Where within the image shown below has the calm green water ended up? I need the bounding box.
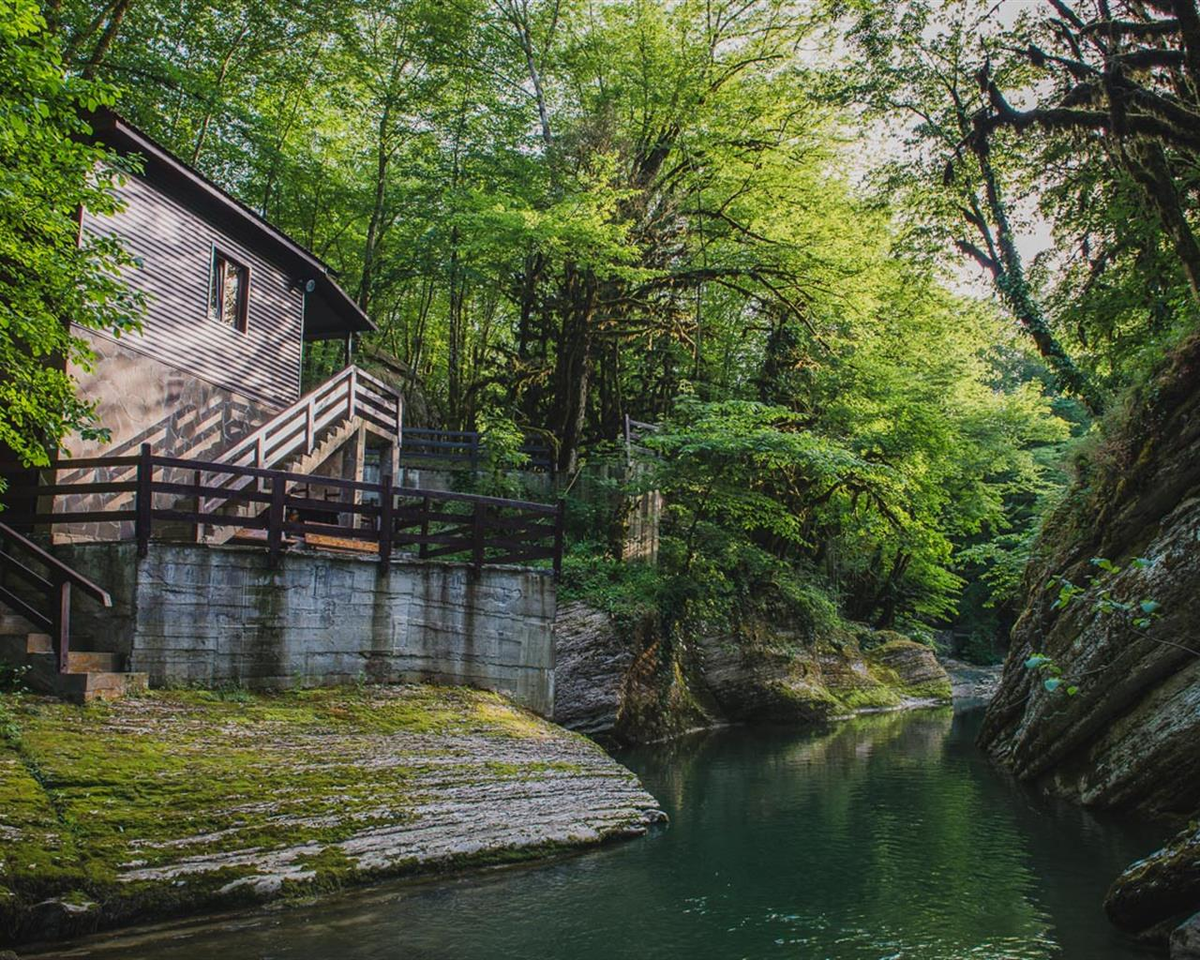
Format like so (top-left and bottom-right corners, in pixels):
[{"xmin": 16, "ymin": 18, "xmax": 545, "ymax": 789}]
[{"xmin": 51, "ymin": 707, "xmax": 1166, "ymax": 960}]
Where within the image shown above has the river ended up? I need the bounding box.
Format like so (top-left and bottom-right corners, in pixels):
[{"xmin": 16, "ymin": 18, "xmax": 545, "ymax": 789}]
[{"xmin": 46, "ymin": 706, "xmax": 1167, "ymax": 959}]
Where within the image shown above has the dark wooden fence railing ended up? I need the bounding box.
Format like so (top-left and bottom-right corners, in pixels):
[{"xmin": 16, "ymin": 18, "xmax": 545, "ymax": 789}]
[
  {"xmin": 398, "ymin": 428, "xmax": 555, "ymax": 473},
  {"xmin": 1, "ymin": 447, "xmax": 565, "ymax": 576},
  {"xmin": 0, "ymin": 521, "xmax": 113, "ymax": 673}
]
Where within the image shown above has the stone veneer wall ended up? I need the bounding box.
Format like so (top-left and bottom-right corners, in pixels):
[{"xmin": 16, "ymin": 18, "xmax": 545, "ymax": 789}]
[{"xmin": 57, "ymin": 543, "xmax": 556, "ymax": 715}]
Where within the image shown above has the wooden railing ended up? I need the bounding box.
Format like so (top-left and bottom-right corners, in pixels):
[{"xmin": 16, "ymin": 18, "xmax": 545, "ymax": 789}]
[
  {"xmin": 201, "ymin": 365, "xmax": 401, "ymax": 513},
  {"xmin": 399, "ymin": 427, "xmax": 555, "ymax": 473},
  {"xmin": 0, "ymin": 521, "xmax": 112, "ymax": 673},
  {"xmin": 1, "ymin": 448, "xmax": 564, "ymax": 576}
]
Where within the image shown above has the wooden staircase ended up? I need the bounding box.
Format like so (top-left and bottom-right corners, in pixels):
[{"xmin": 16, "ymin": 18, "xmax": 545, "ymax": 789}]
[
  {"xmin": 0, "ymin": 525, "xmax": 146, "ymax": 703},
  {"xmin": 196, "ymin": 365, "xmax": 402, "ymax": 545}
]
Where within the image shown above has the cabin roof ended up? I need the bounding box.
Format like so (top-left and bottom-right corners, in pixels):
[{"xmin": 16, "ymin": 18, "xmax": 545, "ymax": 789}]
[{"xmin": 87, "ymin": 109, "xmax": 374, "ymax": 342}]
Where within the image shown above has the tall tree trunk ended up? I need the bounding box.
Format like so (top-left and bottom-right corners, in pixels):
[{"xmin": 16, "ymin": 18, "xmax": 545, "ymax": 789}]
[
  {"xmin": 550, "ymin": 267, "xmax": 597, "ymax": 474},
  {"xmin": 971, "ymin": 134, "xmax": 1105, "ymax": 414}
]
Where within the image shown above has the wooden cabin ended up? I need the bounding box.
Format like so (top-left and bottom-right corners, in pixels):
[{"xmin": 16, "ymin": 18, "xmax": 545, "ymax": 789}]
[
  {"xmin": 70, "ymin": 110, "xmax": 386, "ymax": 465},
  {"xmin": 34, "ymin": 110, "xmax": 406, "ymax": 542}
]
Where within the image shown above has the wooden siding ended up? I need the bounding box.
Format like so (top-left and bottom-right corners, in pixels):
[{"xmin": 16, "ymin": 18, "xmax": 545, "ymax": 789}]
[{"xmin": 81, "ymin": 173, "xmax": 304, "ymax": 410}]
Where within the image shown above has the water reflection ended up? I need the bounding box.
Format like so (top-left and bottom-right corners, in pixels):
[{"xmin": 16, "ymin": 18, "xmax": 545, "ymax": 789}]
[{"xmin": 43, "ymin": 708, "xmax": 1165, "ymax": 960}]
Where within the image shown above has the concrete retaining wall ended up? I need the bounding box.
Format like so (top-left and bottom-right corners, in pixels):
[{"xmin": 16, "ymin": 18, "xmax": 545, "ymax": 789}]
[{"xmin": 58, "ymin": 543, "xmax": 556, "ymax": 715}]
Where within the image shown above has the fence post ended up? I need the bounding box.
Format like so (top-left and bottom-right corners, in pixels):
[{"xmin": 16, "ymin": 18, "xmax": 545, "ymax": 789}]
[
  {"xmin": 378, "ymin": 471, "xmax": 393, "ymax": 566},
  {"xmin": 56, "ymin": 580, "xmax": 71, "ymax": 674},
  {"xmin": 348, "ymin": 366, "xmax": 358, "ymax": 419},
  {"xmin": 472, "ymin": 500, "xmax": 485, "ymax": 575},
  {"xmin": 267, "ymin": 473, "xmax": 286, "ymax": 563},
  {"xmin": 192, "ymin": 468, "xmax": 203, "ymax": 542},
  {"xmin": 553, "ymin": 498, "xmax": 566, "ymax": 579},
  {"xmin": 305, "ymin": 397, "xmax": 316, "ymax": 453},
  {"xmin": 135, "ymin": 443, "xmax": 152, "ymax": 558},
  {"xmin": 469, "ymin": 434, "xmax": 479, "ymax": 473},
  {"xmin": 419, "ymin": 496, "xmax": 430, "ymax": 559}
]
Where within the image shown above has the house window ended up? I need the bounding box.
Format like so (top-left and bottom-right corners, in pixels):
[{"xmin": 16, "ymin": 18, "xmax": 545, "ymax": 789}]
[{"xmin": 209, "ymin": 250, "xmax": 249, "ymax": 331}]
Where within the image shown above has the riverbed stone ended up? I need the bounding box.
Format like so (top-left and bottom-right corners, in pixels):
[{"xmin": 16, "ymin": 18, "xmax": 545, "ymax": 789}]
[{"xmin": 552, "ymin": 601, "xmax": 951, "ymax": 740}]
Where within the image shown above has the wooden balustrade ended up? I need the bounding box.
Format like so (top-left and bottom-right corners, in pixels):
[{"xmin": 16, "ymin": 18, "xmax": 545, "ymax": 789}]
[
  {"xmin": 0, "ymin": 521, "xmax": 112, "ymax": 674},
  {"xmin": 1, "ymin": 449, "xmax": 564, "ymax": 576},
  {"xmin": 398, "ymin": 427, "xmax": 555, "ymax": 472}
]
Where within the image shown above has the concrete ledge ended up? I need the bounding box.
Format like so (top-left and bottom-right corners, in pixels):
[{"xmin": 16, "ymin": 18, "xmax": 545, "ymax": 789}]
[{"xmin": 56, "ymin": 542, "xmax": 556, "ymax": 715}]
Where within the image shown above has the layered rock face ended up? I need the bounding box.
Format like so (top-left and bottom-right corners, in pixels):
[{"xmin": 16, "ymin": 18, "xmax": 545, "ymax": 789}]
[
  {"xmin": 553, "ymin": 603, "xmax": 951, "ymax": 742},
  {"xmin": 978, "ymin": 337, "xmax": 1200, "ymax": 817}
]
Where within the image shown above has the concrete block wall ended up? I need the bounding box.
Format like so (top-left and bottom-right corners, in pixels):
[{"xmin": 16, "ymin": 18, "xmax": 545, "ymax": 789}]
[{"xmin": 57, "ymin": 543, "xmax": 556, "ymax": 715}]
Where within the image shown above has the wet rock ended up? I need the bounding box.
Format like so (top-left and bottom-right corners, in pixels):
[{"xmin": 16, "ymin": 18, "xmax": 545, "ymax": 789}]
[
  {"xmin": 939, "ymin": 658, "xmax": 1002, "ymax": 702},
  {"xmin": 552, "ymin": 604, "xmax": 717, "ymax": 742},
  {"xmin": 1105, "ymin": 824, "xmax": 1200, "ymax": 943},
  {"xmin": 1173, "ymin": 912, "xmax": 1200, "ymax": 959},
  {"xmin": 553, "ymin": 602, "xmax": 951, "ymax": 739},
  {"xmin": 552, "ymin": 602, "xmax": 635, "ymax": 735},
  {"xmin": 24, "ymin": 898, "xmax": 100, "ymax": 942}
]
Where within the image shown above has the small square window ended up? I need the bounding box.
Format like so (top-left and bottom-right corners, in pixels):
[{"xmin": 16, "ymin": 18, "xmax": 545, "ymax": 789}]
[{"xmin": 209, "ymin": 250, "xmax": 249, "ymax": 331}]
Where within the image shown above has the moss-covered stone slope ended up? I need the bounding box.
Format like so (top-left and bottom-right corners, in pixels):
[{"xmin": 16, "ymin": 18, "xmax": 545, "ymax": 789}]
[{"xmin": 0, "ymin": 684, "xmax": 664, "ymax": 947}]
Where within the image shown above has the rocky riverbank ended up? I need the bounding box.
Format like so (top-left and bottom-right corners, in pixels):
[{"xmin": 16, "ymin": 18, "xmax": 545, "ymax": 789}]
[
  {"xmin": 0, "ymin": 685, "xmax": 664, "ymax": 949},
  {"xmin": 553, "ymin": 601, "xmax": 953, "ymax": 742}
]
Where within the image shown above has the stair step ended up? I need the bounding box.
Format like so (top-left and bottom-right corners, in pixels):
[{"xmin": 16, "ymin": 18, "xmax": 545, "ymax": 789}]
[
  {"xmin": 26, "ymin": 632, "xmax": 52, "ymax": 654},
  {"xmin": 54, "ymin": 670, "xmax": 148, "ymax": 704},
  {"xmin": 66, "ymin": 651, "xmax": 119, "ymax": 673}
]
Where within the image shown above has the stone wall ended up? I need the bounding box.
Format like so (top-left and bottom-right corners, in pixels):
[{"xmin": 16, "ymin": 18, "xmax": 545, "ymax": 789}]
[{"xmin": 58, "ymin": 543, "xmax": 556, "ymax": 715}]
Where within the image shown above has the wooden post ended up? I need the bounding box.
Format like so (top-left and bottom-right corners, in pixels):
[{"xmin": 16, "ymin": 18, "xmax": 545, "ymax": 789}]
[
  {"xmin": 378, "ymin": 471, "xmax": 393, "ymax": 566},
  {"xmin": 472, "ymin": 501, "xmax": 485, "ymax": 575},
  {"xmin": 348, "ymin": 366, "xmax": 358, "ymax": 419},
  {"xmin": 553, "ymin": 498, "xmax": 566, "ymax": 579},
  {"xmin": 305, "ymin": 397, "xmax": 316, "ymax": 453},
  {"xmin": 192, "ymin": 468, "xmax": 203, "ymax": 543},
  {"xmin": 56, "ymin": 580, "xmax": 71, "ymax": 674},
  {"xmin": 135, "ymin": 443, "xmax": 153, "ymax": 559},
  {"xmin": 267, "ymin": 473, "xmax": 285, "ymax": 563},
  {"xmin": 469, "ymin": 434, "xmax": 479, "ymax": 473},
  {"xmin": 419, "ymin": 495, "xmax": 430, "ymax": 559}
]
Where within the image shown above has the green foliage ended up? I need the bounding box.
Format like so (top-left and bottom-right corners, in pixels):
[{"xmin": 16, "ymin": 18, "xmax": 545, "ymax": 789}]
[
  {"xmin": 0, "ymin": 0, "xmax": 142, "ymax": 470},
  {"xmin": 558, "ymin": 546, "xmax": 665, "ymax": 624}
]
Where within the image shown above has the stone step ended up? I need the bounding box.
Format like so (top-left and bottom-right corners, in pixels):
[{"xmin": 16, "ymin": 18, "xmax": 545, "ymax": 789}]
[
  {"xmin": 26, "ymin": 632, "xmax": 52, "ymax": 654},
  {"xmin": 66, "ymin": 651, "xmax": 120, "ymax": 674},
  {"xmin": 54, "ymin": 670, "xmax": 148, "ymax": 704}
]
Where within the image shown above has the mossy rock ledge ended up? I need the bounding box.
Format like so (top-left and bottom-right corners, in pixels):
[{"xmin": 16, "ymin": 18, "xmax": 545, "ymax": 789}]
[
  {"xmin": 0, "ymin": 685, "xmax": 665, "ymax": 948},
  {"xmin": 552, "ymin": 600, "xmax": 951, "ymax": 740}
]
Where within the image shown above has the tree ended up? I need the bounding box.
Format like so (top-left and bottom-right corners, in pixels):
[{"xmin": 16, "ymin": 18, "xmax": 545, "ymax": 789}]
[{"xmin": 0, "ymin": 0, "xmax": 141, "ymax": 472}]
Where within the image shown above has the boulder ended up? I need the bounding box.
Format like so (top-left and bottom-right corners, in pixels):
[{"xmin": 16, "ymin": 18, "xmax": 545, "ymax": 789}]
[{"xmin": 1105, "ymin": 824, "xmax": 1200, "ymax": 945}]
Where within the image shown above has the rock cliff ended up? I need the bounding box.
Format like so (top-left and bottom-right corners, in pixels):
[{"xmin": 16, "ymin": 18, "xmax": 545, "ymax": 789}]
[
  {"xmin": 978, "ymin": 335, "xmax": 1200, "ymax": 816},
  {"xmin": 978, "ymin": 334, "xmax": 1200, "ymax": 951}
]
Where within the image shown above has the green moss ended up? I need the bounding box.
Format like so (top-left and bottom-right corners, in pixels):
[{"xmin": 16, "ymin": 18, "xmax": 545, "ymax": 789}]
[{"xmin": 0, "ymin": 683, "xmax": 596, "ymax": 944}]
